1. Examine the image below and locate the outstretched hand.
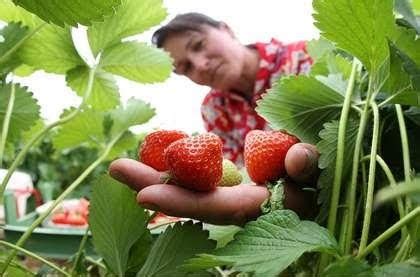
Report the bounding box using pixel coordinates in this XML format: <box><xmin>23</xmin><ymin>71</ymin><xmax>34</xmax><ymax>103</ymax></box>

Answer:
<box><xmin>109</xmin><ymin>143</ymin><xmax>319</xmax><ymax>225</ymax></box>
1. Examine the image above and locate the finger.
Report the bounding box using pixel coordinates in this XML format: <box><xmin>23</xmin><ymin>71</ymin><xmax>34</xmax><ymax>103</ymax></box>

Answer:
<box><xmin>285</xmin><ymin>143</ymin><xmax>319</xmax><ymax>184</ymax></box>
<box><xmin>137</xmin><ymin>184</ymin><xmax>269</xmax><ymax>225</ymax></box>
<box><xmin>109</xmin><ymin>158</ymin><xmax>165</xmax><ymax>192</ymax></box>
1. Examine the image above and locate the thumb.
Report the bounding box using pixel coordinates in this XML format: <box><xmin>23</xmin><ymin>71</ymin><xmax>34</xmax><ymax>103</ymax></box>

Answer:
<box><xmin>285</xmin><ymin>143</ymin><xmax>319</xmax><ymax>185</ymax></box>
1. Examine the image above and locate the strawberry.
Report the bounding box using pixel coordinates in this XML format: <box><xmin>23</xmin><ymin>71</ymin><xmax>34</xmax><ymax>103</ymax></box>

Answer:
<box><xmin>52</xmin><ymin>212</ymin><xmax>67</xmax><ymax>224</ymax></box>
<box><xmin>219</xmin><ymin>159</ymin><xmax>242</xmax><ymax>186</ymax></box>
<box><xmin>165</xmin><ymin>133</ymin><xmax>223</xmax><ymax>191</ymax></box>
<box><xmin>244</xmin><ymin>130</ymin><xmax>300</xmax><ymax>184</ymax></box>
<box><xmin>139</xmin><ymin>130</ymin><xmax>188</xmax><ymax>171</ymax></box>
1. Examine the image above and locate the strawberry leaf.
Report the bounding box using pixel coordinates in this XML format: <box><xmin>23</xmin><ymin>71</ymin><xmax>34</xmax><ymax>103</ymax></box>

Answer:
<box><xmin>90</xmin><ymin>174</ymin><xmax>149</xmax><ymax>276</ymax></box>
<box><xmin>257</xmin><ymin>75</ymin><xmax>346</xmax><ymax>144</ymax></box>
<box><xmin>0</xmin><ymin>1</ymin><xmax>85</xmax><ymax>73</ymax></box>
<box><xmin>106</xmin><ymin>131</ymin><xmax>138</xmax><ymax>160</ymax></box>
<box><xmin>316</xmin><ymin>119</ymin><xmax>359</xmax><ymax>223</ymax></box>
<box><xmin>138</xmin><ymin>221</ymin><xmax>216</xmax><ymax>276</ymax></box>
<box><xmin>0</xmin><ymin>83</ymin><xmax>40</xmax><ymax>142</ymax></box>
<box><xmin>109</xmin><ymin>97</ymin><xmax>155</xmax><ymax>136</ymax></box>
<box><xmin>323</xmin><ymin>257</ymin><xmax>420</xmax><ymax>276</ymax></box>
<box><xmin>183</xmin><ymin>210</ymin><xmax>339</xmax><ymax>277</ymax></box>
<box><xmin>11</xmin><ymin>0</ymin><xmax>122</xmax><ymax>27</ymax></box>
<box><xmin>394</xmin><ymin>0</ymin><xmax>420</xmax><ymax>34</ymax></box>
<box><xmin>99</xmin><ymin>41</ymin><xmax>172</xmax><ymax>84</ymax></box>
<box><xmin>88</xmin><ymin>0</ymin><xmax>167</xmax><ymax>55</ymax></box>
<box><xmin>18</xmin><ymin>23</ymin><xmax>84</xmax><ymax>74</ymax></box>
<box><xmin>66</xmin><ymin>66</ymin><xmax>120</xmax><ymax>111</ymax></box>
<box><xmin>392</xmin><ymin>27</ymin><xmax>420</xmax><ymax>90</ymax></box>
<box><xmin>313</xmin><ymin>0</ymin><xmax>395</xmax><ymax>72</ymax></box>
<box><xmin>52</xmin><ymin>108</ymin><xmax>105</xmax><ymax>150</ymax></box>
<box><xmin>0</xmin><ymin>0</ymin><xmax>35</xmax><ymax>27</ymax></box>
<box><xmin>0</xmin><ymin>22</ymin><xmax>28</xmax><ymax>76</ymax></box>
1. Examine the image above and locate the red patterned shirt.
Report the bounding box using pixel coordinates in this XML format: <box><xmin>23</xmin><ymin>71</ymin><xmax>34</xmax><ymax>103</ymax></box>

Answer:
<box><xmin>201</xmin><ymin>39</ymin><xmax>312</xmax><ymax>166</ymax></box>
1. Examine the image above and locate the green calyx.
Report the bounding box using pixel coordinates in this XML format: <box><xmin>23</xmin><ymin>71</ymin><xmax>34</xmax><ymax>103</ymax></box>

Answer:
<box><xmin>219</xmin><ymin>159</ymin><xmax>242</xmax><ymax>186</ymax></box>
<box><xmin>260</xmin><ymin>179</ymin><xmax>285</xmax><ymax>214</ymax></box>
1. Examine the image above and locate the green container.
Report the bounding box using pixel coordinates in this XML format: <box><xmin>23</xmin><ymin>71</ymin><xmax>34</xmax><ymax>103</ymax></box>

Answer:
<box><xmin>3</xmin><ymin>190</ymin><xmax>98</xmax><ymax>260</ymax></box>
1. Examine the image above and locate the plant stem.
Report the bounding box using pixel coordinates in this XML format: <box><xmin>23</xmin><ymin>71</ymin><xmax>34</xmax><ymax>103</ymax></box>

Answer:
<box><xmin>85</xmin><ymin>257</ymin><xmax>106</xmax><ymax>270</ymax></box>
<box><xmin>0</xmin><ymin>67</ymin><xmax>96</xmax><ymax>198</ymax></box>
<box><xmin>393</xmin><ymin>236</ymin><xmax>411</xmax><ymax>262</ymax></box>
<box><xmin>0</xmin><ymin>83</ymin><xmax>15</xmax><ymax>167</ymax></box>
<box><xmin>70</xmin><ymin>227</ymin><xmax>90</xmax><ymax>276</ymax></box>
<box><xmin>357</xmin><ymin>206</ymin><xmax>420</xmax><ymax>259</ymax></box>
<box><xmin>395</xmin><ymin>105</ymin><xmax>412</xmax><ymax>207</ymax></box>
<box><xmin>341</xmin><ymin>72</ymin><xmax>374</xmax><ymax>254</ymax></box>
<box><xmin>328</xmin><ymin>59</ymin><xmax>359</xmax><ymax>240</ymax></box>
<box><xmin>377</xmin><ymin>86</ymin><xmax>411</xmax><ymax>108</ymax></box>
<box><xmin>361</xmin><ymin>154</ymin><xmax>407</xmax><ymax>236</ymax></box>
<box><xmin>0</xmin><ymin>240</ymin><xmax>69</xmax><ymax>276</ymax></box>
<box><xmin>0</xmin><ymin>132</ymin><xmax>123</xmax><ymax>275</ymax></box>
<box><xmin>0</xmin><ymin>23</ymin><xmax>46</xmax><ymax>65</ymax></box>
<box><xmin>319</xmin><ymin>60</ymin><xmax>359</xmax><ymax>272</ymax></box>
<box><xmin>359</xmin><ymin>101</ymin><xmax>380</xmax><ymax>253</ymax></box>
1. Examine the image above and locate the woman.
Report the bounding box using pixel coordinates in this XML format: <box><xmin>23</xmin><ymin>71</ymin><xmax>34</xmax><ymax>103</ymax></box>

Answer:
<box><xmin>109</xmin><ymin>13</ymin><xmax>319</xmax><ymax>225</ymax></box>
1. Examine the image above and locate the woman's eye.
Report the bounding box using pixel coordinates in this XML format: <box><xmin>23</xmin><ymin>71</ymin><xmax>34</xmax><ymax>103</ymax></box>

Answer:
<box><xmin>193</xmin><ymin>40</ymin><xmax>203</xmax><ymax>51</ymax></box>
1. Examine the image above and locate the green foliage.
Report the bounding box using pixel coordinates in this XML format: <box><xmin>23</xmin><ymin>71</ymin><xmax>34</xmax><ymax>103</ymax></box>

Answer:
<box><xmin>374</xmin><ymin>178</ymin><xmax>420</xmax><ymax>207</ymax></box>
<box><xmin>323</xmin><ymin>257</ymin><xmax>420</xmax><ymax>276</ymax></box>
<box><xmin>52</xmin><ymin>108</ymin><xmax>106</xmax><ymax>150</ymax></box>
<box><xmin>313</xmin><ymin>0</ymin><xmax>395</xmax><ymax>72</ymax></box>
<box><xmin>139</xmin><ymin>221</ymin><xmax>216</xmax><ymax>276</ymax></box>
<box><xmin>90</xmin><ymin>175</ymin><xmax>150</xmax><ymax>276</ymax></box>
<box><xmin>109</xmin><ymin>97</ymin><xmax>155</xmax><ymax>136</ymax></box>
<box><xmin>99</xmin><ymin>41</ymin><xmax>172</xmax><ymax>83</ymax></box>
<box><xmin>88</xmin><ymin>0</ymin><xmax>167</xmax><ymax>55</ymax></box>
<box><xmin>0</xmin><ymin>83</ymin><xmax>40</xmax><ymax>142</ymax></box>
<box><xmin>18</xmin><ymin>23</ymin><xmax>85</xmax><ymax>74</ymax></box>
<box><xmin>257</xmin><ymin>75</ymin><xmax>345</xmax><ymax>144</ymax></box>
<box><xmin>394</xmin><ymin>0</ymin><xmax>420</xmax><ymax>34</ymax></box>
<box><xmin>316</xmin><ymin>119</ymin><xmax>359</xmax><ymax>222</ymax></box>
<box><xmin>184</xmin><ymin>210</ymin><xmax>339</xmax><ymax>277</ymax></box>
<box><xmin>0</xmin><ymin>22</ymin><xmax>28</xmax><ymax>77</ymax></box>
<box><xmin>11</xmin><ymin>0</ymin><xmax>122</xmax><ymax>27</ymax></box>
<box><xmin>66</xmin><ymin>66</ymin><xmax>120</xmax><ymax>111</ymax></box>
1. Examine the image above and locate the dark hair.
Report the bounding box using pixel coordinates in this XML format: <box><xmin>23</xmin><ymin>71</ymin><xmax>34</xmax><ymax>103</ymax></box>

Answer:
<box><xmin>152</xmin><ymin>13</ymin><xmax>222</xmax><ymax>48</ymax></box>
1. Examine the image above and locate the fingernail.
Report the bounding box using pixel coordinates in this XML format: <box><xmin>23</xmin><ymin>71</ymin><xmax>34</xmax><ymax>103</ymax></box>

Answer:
<box><xmin>109</xmin><ymin>169</ymin><xmax>128</xmax><ymax>184</ymax></box>
<box><xmin>140</xmin><ymin>202</ymin><xmax>160</xmax><ymax>211</ymax></box>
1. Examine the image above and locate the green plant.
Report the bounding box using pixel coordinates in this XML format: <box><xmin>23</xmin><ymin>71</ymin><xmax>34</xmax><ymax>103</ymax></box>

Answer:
<box><xmin>1</xmin><ymin>0</ymin><xmax>420</xmax><ymax>276</ymax></box>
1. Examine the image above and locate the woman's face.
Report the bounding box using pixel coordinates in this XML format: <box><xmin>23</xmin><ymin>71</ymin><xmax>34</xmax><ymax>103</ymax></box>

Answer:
<box><xmin>162</xmin><ymin>25</ymin><xmax>247</xmax><ymax>91</ymax></box>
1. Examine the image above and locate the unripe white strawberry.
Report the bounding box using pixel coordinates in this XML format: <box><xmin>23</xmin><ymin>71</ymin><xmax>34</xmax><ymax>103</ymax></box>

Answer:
<box><xmin>219</xmin><ymin>159</ymin><xmax>242</xmax><ymax>186</ymax></box>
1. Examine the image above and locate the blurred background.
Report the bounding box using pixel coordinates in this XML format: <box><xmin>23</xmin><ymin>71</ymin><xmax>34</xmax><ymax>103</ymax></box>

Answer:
<box><xmin>13</xmin><ymin>0</ymin><xmax>319</xmax><ymax>135</ymax></box>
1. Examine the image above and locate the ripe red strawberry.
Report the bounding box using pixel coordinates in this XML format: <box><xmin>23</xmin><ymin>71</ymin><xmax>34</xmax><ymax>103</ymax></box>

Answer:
<box><xmin>165</xmin><ymin>133</ymin><xmax>223</xmax><ymax>191</ymax></box>
<box><xmin>139</xmin><ymin>130</ymin><xmax>188</xmax><ymax>171</ymax></box>
<box><xmin>244</xmin><ymin>130</ymin><xmax>300</xmax><ymax>184</ymax></box>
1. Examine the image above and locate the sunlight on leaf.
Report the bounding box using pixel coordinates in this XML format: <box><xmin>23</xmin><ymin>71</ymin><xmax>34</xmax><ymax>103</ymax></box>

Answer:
<box><xmin>12</xmin><ymin>0</ymin><xmax>121</xmax><ymax>27</ymax></box>
<box><xmin>313</xmin><ymin>0</ymin><xmax>395</xmax><ymax>72</ymax></box>
<box><xmin>66</xmin><ymin>66</ymin><xmax>120</xmax><ymax>111</ymax></box>
<box><xmin>88</xmin><ymin>0</ymin><xmax>167</xmax><ymax>55</ymax></box>
<box><xmin>100</xmin><ymin>41</ymin><xmax>172</xmax><ymax>84</ymax></box>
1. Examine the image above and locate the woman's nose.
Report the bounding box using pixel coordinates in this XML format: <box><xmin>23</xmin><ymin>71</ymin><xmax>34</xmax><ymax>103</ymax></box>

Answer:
<box><xmin>192</xmin><ymin>56</ymin><xmax>209</xmax><ymax>72</ymax></box>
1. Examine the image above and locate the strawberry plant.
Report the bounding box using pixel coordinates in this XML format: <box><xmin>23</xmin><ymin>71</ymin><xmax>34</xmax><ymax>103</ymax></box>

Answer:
<box><xmin>1</xmin><ymin>0</ymin><xmax>420</xmax><ymax>276</ymax></box>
